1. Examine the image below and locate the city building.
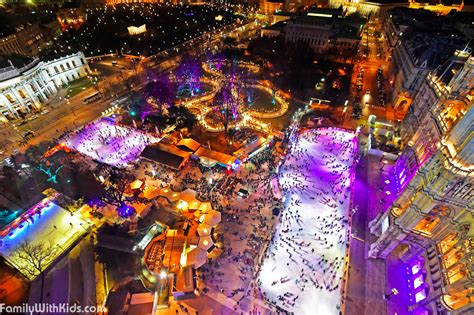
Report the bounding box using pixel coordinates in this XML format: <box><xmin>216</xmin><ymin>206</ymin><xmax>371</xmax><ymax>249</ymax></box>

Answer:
<box><xmin>282</xmin><ymin>7</ymin><xmax>364</xmax><ymax>54</ymax></box>
<box><xmin>368</xmin><ymin>50</ymin><xmax>473</xmax><ymax>314</ymax></box>
<box><xmin>261</xmin><ymin>20</ymin><xmax>288</xmax><ymax>37</ymax></box>
<box><xmin>282</xmin><ymin>0</ymin><xmax>316</xmax><ymax>12</ymax></box>
<box><xmin>384</xmin><ymin>8</ymin><xmax>470</xmax><ymax>113</ymax></box>
<box><xmin>0</xmin><ymin>16</ymin><xmax>61</xmax><ymax>57</ymax></box>
<box><xmin>328</xmin><ymin>0</ymin><xmax>470</xmax><ymax>17</ymax></box>
<box><xmin>259</xmin><ymin>0</ymin><xmax>284</xmax><ymax>15</ymax></box>
<box><xmin>407</xmin><ymin>0</ymin><xmax>467</xmax><ymax>15</ymax></box>
<box><xmin>328</xmin><ymin>0</ymin><xmax>409</xmax><ymax>17</ymax></box>
<box><xmin>271</xmin><ymin>11</ymin><xmax>293</xmax><ymax>25</ymax></box>
<box><xmin>0</xmin><ymin>52</ymin><xmax>90</xmax><ymax>121</ymax></box>
<box><xmin>104</xmin><ymin>0</ymin><xmax>181</xmax><ymax>4</ymax></box>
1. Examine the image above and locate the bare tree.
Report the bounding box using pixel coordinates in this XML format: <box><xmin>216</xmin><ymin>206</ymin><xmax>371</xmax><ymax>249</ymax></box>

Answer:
<box><xmin>95</xmin><ymin>169</ymin><xmax>139</xmax><ymax>218</ymax></box>
<box><xmin>13</xmin><ymin>240</ymin><xmax>57</xmax><ymax>303</ymax></box>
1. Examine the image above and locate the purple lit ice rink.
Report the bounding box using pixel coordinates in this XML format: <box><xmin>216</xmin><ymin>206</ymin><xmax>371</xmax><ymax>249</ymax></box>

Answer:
<box><xmin>63</xmin><ymin>120</ymin><xmax>159</xmax><ymax>168</ymax></box>
<box><xmin>258</xmin><ymin>128</ymin><xmax>357</xmax><ymax>314</ymax></box>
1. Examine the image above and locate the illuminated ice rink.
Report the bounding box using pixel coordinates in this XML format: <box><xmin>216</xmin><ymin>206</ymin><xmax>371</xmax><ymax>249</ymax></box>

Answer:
<box><xmin>64</xmin><ymin>120</ymin><xmax>158</xmax><ymax>167</ymax></box>
<box><xmin>259</xmin><ymin>128</ymin><xmax>357</xmax><ymax>314</ymax></box>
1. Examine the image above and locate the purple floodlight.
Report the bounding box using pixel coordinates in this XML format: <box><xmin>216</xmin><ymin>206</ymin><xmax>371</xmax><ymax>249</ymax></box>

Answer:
<box><xmin>117</xmin><ymin>202</ymin><xmax>136</xmax><ymax>218</ymax></box>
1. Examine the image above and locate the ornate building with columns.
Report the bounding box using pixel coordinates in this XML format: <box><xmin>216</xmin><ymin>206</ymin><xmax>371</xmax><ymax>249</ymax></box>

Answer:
<box><xmin>328</xmin><ymin>0</ymin><xmax>466</xmax><ymax>17</ymax></box>
<box><xmin>0</xmin><ymin>52</ymin><xmax>90</xmax><ymax>121</ymax></box>
<box><xmin>368</xmin><ymin>51</ymin><xmax>473</xmax><ymax>313</ymax></box>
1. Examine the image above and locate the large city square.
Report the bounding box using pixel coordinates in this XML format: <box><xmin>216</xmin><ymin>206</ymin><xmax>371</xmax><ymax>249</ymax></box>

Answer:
<box><xmin>0</xmin><ymin>1</ymin><xmax>472</xmax><ymax>315</ymax></box>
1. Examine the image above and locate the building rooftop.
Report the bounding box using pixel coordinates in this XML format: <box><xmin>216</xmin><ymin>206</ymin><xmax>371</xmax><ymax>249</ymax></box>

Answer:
<box><xmin>431</xmin><ymin>50</ymin><xmax>471</xmax><ymax>86</ymax></box>
<box><xmin>140</xmin><ymin>143</ymin><xmax>190</xmax><ymax>170</ymax></box>
<box><xmin>0</xmin><ymin>11</ymin><xmax>56</xmax><ymax>38</ymax></box>
<box><xmin>176</xmin><ymin>138</ymin><xmax>201</xmax><ymax>153</ymax></box>
<box><xmin>389</xmin><ymin>7</ymin><xmax>473</xmax><ymax>69</ymax></box>
<box><xmin>262</xmin><ymin>20</ymin><xmax>288</xmax><ymax>31</ymax></box>
<box><xmin>307</xmin><ymin>6</ymin><xmax>343</xmax><ymax>17</ymax></box>
<box><xmin>336</xmin><ymin>25</ymin><xmax>361</xmax><ymax>40</ymax></box>
<box><xmin>404</xmin><ymin>27</ymin><xmax>469</xmax><ymax>69</ymax></box>
<box><xmin>388</xmin><ymin>7</ymin><xmax>438</xmax><ymax>28</ymax></box>
<box><xmin>273</xmin><ymin>11</ymin><xmax>293</xmax><ymax>17</ymax></box>
<box><xmin>0</xmin><ymin>54</ymin><xmax>34</xmax><ymax>70</ymax></box>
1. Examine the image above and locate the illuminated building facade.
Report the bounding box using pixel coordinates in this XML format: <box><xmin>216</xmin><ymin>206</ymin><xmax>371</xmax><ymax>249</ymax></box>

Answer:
<box><xmin>259</xmin><ymin>0</ymin><xmax>284</xmax><ymax>15</ymax></box>
<box><xmin>0</xmin><ymin>20</ymin><xmax>60</xmax><ymax>57</ymax></box>
<box><xmin>105</xmin><ymin>0</ymin><xmax>181</xmax><ymax>4</ymax></box>
<box><xmin>328</xmin><ymin>0</ymin><xmax>467</xmax><ymax>17</ymax></box>
<box><xmin>328</xmin><ymin>0</ymin><xmax>410</xmax><ymax>17</ymax></box>
<box><xmin>283</xmin><ymin>7</ymin><xmax>363</xmax><ymax>54</ymax></box>
<box><xmin>368</xmin><ymin>51</ymin><xmax>473</xmax><ymax>313</ymax></box>
<box><xmin>0</xmin><ymin>52</ymin><xmax>90</xmax><ymax>121</ymax></box>
<box><xmin>407</xmin><ymin>0</ymin><xmax>465</xmax><ymax>15</ymax></box>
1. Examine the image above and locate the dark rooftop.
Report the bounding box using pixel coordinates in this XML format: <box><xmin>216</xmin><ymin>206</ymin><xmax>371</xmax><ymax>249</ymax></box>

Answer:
<box><xmin>432</xmin><ymin>53</ymin><xmax>469</xmax><ymax>85</ymax></box>
<box><xmin>274</xmin><ymin>11</ymin><xmax>294</xmax><ymax>16</ymax></box>
<box><xmin>263</xmin><ymin>20</ymin><xmax>288</xmax><ymax>31</ymax></box>
<box><xmin>0</xmin><ymin>11</ymin><xmax>56</xmax><ymax>38</ymax></box>
<box><xmin>140</xmin><ymin>144</ymin><xmax>190</xmax><ymax>170</ymax></box>
<box><xmin>0</xmin><ymin>54</ymin><xmax>34</xmax><ymax>70</ymax></box>
<box><xmin>405</xmin><ymin>28</ymin><xmax>469</xmax><ymax>68</ymax></box>
<box><xmin>388</xmin><ymin>7</ymin><xmax>473</xmax><ymax>69</ymax></box>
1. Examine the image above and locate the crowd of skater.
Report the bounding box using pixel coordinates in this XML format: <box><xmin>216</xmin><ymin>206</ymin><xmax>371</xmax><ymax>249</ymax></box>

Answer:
<box><xmin>257</xmin><ymin>128</ymin><xmax>356</xmax><ymax>314</ymax></box>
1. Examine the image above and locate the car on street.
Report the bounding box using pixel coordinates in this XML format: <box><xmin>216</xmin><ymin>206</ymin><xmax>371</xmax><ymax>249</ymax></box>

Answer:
<box><xmin>27</xmin><ymin>114</ymin><xmax>39</xmax><ymax>121</ymax></box>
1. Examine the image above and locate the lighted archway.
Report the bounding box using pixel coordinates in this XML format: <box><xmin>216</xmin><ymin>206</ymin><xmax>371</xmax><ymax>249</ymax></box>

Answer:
<box><xmin>394</xmin><ymin>95</ymin><xmax>412</xmax><ymax>112</ymax></box>
<box><xmin>438</xmin><ymin>232</ymin><xmax>459</xmax><ymax>254</ymax></box>
<box><xmin>442</xmin><ymin>288</ymin><xmax>474</xmax><ymax>311</ymax></box>
<box><xmin>413</xmin><ymin>205</ymin><xmax>451</xmax><ymax>236</ymax></box>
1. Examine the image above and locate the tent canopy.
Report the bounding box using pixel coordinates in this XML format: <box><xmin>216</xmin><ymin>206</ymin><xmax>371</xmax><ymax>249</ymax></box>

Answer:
<box><xmin>188</xmin><ymin>199</ymin><xmax>201</xmax><ymax>210</ymax></box>
<box><xmin>198</xmin><ymin>202</ymin><xmax>213</xmax><ymax>213</ymax></box>
<box><xmin>184</xmin><ymin>247</ymin><xmax>207</xmax><ymax>268</ymax></box>
<box><xmin>198</xmin><ymin>235</ymin><xmax>214</xmax><ymax>252</ymax></box>
<box><xmin>199</xmin><ymin>209</ymin><xmax>221</xmax><ymax>226</ymax></box>
<box><xmin>197</xmin><ymin>223</ymin><xmax>212</xmax><ymax>236</ymax></box>
<box><xmin>180</xmin><ymin>189</ymin><xmax>197</xmax><ymax>203</ymax></box>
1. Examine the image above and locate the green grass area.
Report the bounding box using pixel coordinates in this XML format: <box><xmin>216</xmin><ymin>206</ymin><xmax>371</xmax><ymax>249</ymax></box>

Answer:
<box><xmin>65</xmin><ymin>77</ymin><xmax>98</xmax><ymax>98</ymax></box>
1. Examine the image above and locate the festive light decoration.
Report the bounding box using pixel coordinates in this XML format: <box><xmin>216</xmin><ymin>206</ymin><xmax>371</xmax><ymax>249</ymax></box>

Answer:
<box><xmin>37</xmin><ymin>163</ymin><xmax>63</xmax><ymax>184</ymax></box>
<box><xmin>176</xmin><ymin>57</ymin><xmax>202</xmax><ymax>98</ymax></box>
<box><xmin>117</xmin><ymin>202</ymin><xmax>136</xmax><ymax>218</ymax></box>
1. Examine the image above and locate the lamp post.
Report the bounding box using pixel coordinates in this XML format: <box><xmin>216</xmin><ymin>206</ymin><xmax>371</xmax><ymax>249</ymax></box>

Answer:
<box><xmin>154</xmin><ymin>269</ymin><xmax>168</xmax><ymax>312</ymax></box>
<box><xmin>383</xmin><ymin>288</ymin><xmax>399</xmax><ymax>300</ymax></box>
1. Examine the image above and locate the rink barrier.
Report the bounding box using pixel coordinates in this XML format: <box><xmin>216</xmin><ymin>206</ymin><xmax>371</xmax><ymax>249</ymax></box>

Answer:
<box><xmin>340</xmin><ymin>129</ymin><xmax>361</xmax><ymax>315</ymax></box>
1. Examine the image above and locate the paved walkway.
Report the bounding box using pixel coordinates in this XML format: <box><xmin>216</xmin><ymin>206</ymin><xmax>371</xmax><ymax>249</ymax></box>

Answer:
<box><xmin>345</xmin><ymin>157</ymin><xmax>370</xmax><ymax>314</ymax></box>
<box><xmin>345</xmin><ymin>152</ymin><xmax>399</xmax><ymax>315</ymax></box>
